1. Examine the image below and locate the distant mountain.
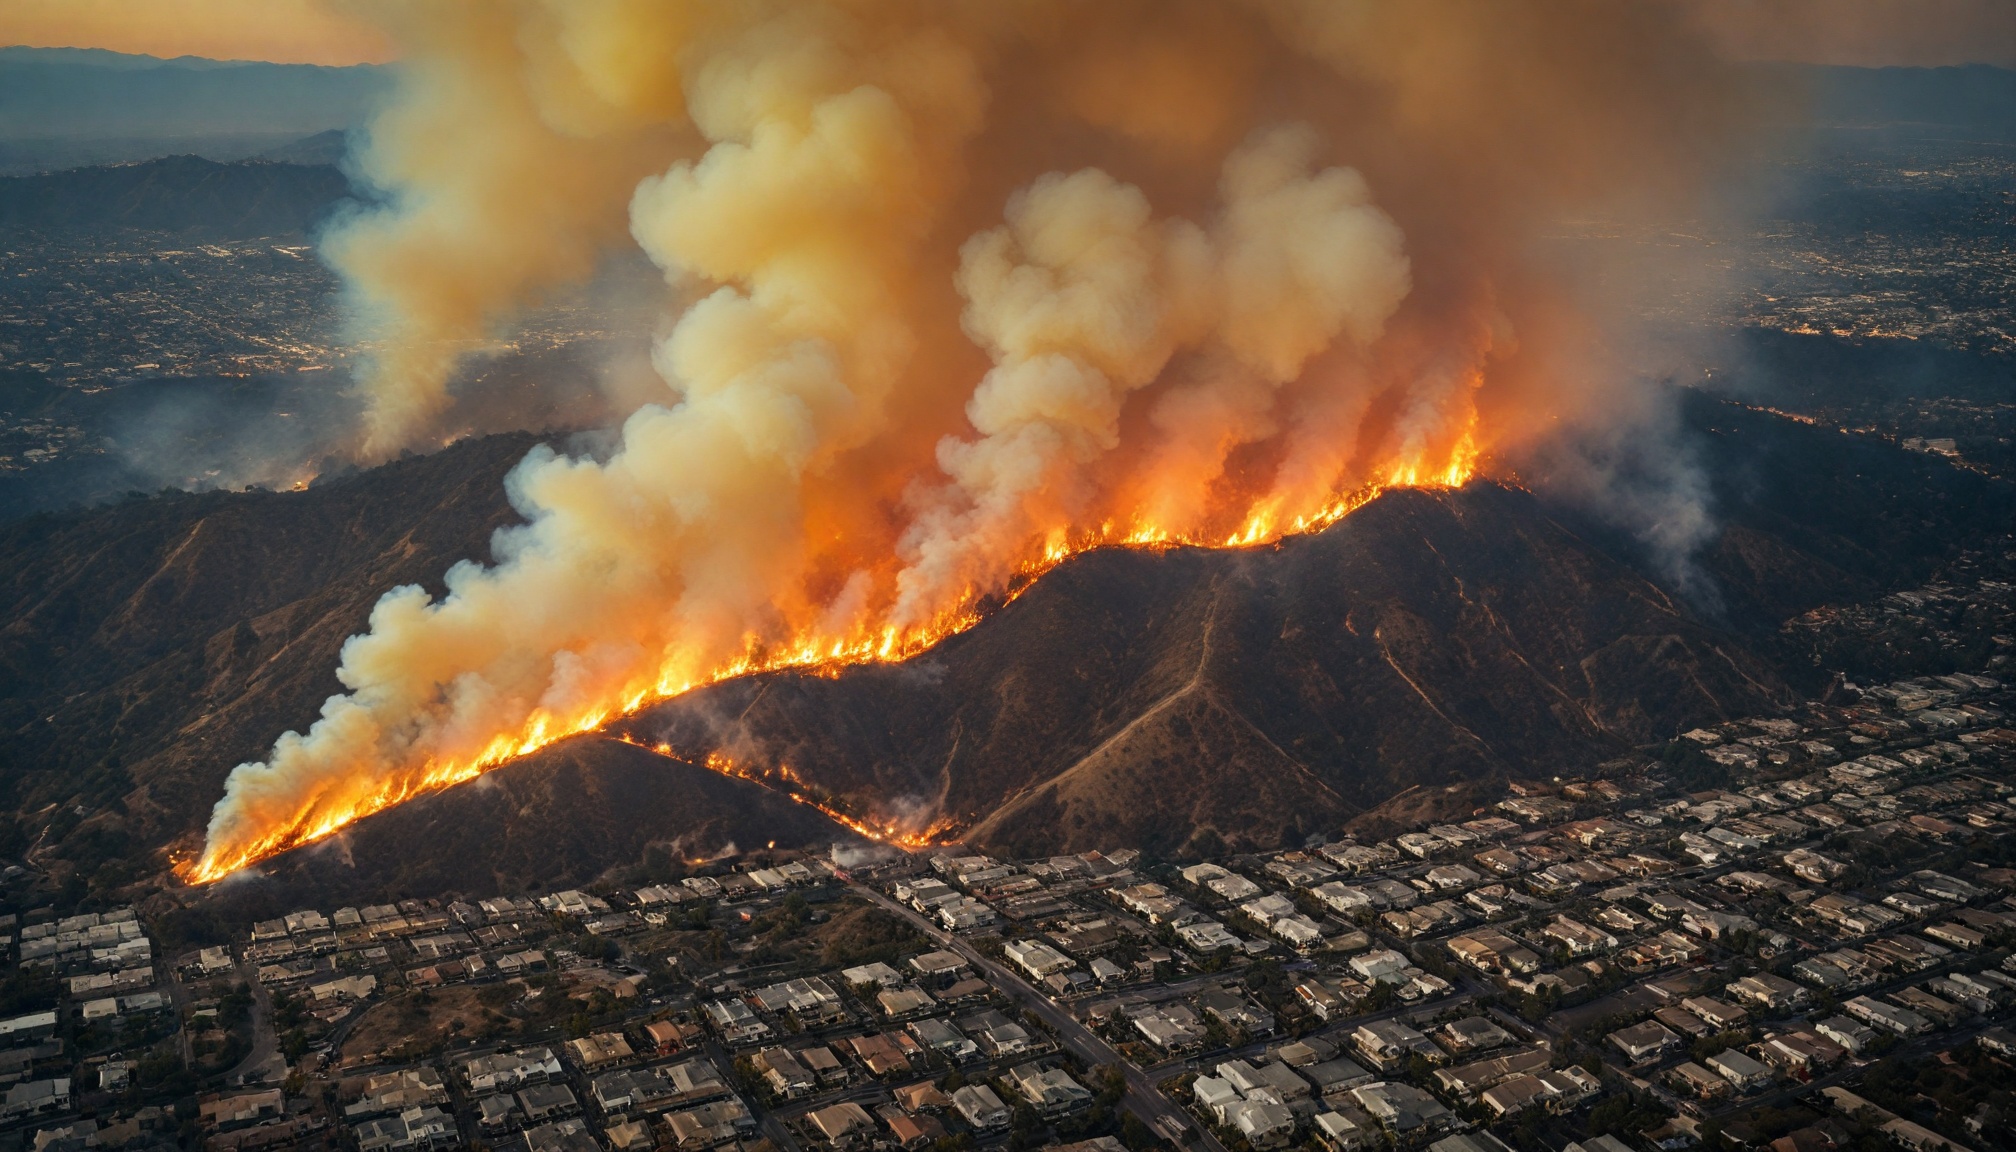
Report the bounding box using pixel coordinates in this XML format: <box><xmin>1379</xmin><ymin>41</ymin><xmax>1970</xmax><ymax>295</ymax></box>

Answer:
<box><xmin>1808</xmin><ymin>64</ymin><xmax>2016</xmax><ymax>138</ymax></box>
<box><xmin>0</xmin><ymin>47</ymin><xmax>387</xmax><ymax>145</ymax></box>
<box><xmin>0</xmin><ymin>153</ymin><xmax>349</xmax><ymax>233</ymax></box>
<box><xmin>258</xmin><ymin>129</ymin><xmax>351</xmax><ymax>167</ymax></box>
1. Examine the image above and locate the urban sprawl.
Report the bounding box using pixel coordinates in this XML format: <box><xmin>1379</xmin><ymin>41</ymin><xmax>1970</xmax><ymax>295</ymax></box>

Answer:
<box><xmin>2</xmin><ymin>671</ymin><xmax>2015</xmax><ymax>1152</ymax></box>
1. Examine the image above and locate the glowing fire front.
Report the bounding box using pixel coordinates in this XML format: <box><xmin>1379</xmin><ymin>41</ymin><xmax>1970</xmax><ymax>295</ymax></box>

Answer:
<box><xmin>180</xmin><ymin>0</ymin><xmax>1747</xmax><ymax>886</ymax></box>
<box><xmin>179</xmin><ymin>459</ymin><xmax>1471</xmax><ymax>885</ymax></box>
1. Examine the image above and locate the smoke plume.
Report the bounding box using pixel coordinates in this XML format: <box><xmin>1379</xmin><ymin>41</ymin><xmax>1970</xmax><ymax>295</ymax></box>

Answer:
<box><xmin>190</xmin><ymin>0</ymin><xmax>1758</xmax><ymax>880</ymax></box>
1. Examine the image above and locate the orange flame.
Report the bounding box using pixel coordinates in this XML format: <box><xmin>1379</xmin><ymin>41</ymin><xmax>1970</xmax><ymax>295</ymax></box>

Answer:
<box><xmin>618</xmin><ymin>737</ymin><xmax>961</xmax><ymax>849</ymax></box>
<box><xmin>179</xmin><ymin>448</ymin><xmax>1475</xmax><ymax>885</ymax></box>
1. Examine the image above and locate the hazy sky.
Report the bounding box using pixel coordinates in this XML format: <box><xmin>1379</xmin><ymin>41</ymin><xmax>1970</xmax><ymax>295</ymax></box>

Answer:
<box><xmin>0</xmin><ymin>0</ymin><xmax>2012</xmax><ymax>69</ymax></box>
<box><xmin>1690</xmin><ymin>0</ymin><xmax>2016</xmax><ymax>68</ymax></box>
<box><xmin>0</xmin><ymin>0</ymin><xmax>394</xmax><ymax>66</ymax></box>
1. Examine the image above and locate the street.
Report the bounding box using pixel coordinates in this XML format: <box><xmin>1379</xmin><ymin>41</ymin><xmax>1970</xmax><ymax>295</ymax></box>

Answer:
<box><xmin>851</xmin><ymin>883</ymin><xmax>1230</xmax><ymax>1152</ymax></box>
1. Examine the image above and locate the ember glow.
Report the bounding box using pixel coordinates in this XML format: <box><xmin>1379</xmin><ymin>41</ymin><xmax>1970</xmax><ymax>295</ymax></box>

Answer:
<box><xmin>185</xmin><ymin>1</ymin><xmax>1753</xmax><ymax>883</ymax></box>
<box><xmin>180</xmin><ymin>468</ymin><xmax>1451</xmax><ymax>883</ymax></box>
<box><xmin>622</xmin><ymin>738</ymin><xmax>966</xmax><ymax>851</ymax></box>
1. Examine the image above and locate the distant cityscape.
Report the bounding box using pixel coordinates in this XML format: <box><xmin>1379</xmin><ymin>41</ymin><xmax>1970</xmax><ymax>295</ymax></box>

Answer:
<box><xmin>1</xmin><ymin>140</ymin><xmax>2012</xmax><ymax>486</ymax></box>
<box><xmin>1742</xmin><ymin>148</ymin><xmax>2016</xmax><ymax>360</ymax></box>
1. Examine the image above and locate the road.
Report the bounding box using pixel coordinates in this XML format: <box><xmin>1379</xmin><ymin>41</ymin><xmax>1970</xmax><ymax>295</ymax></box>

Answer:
<box><xmin>700</xmin><ymin>1037</ymin><xmax>804</xmax><ymax>1152</ymax></box>
<box><xmin>852</xmin><ymin>883</ymin><xmax>1228</xmax><ymax>1152</ymax></box>
<box><xmin>162</xmin><ymin>954</ymin><xmax>198</xmax><ymax>1070</ymax></box>
<box><xmin>222</xmin><ymin>958</ymin><xmax>285</xmax><ymax>1086</ymax></box>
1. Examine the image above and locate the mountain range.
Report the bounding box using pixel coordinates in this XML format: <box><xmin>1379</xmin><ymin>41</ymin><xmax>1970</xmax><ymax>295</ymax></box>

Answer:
<box><xmin>0</xmin><ymin>47</ymin><xmax>385</xmax><ymax>175</ymax></box>
<box><xmin>0</xmin><ymin>153</ymin><xmax>348</xmax><ymax>233</ymax></box>
<box><xmin>2</xmin><ymin>385</ymin><xmax>2007</xmax><ymax>916</ymax></box>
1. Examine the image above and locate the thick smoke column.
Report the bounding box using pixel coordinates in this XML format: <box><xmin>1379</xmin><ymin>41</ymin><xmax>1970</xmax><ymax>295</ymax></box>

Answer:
<box><xmin>190</xmin><ymin>0</ymin><xmax>1753</xmax><ymax>880</ymax></box>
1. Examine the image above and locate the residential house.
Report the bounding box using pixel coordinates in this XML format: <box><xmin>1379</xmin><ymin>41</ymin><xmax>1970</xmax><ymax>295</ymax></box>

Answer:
<box><xmin>806</xmin><ymin>1102</ymin><xmax>876</xmax><ymax>1147</ymax></box>
<box><xmin>1541</xmin><ymin>916</ymin><xmax>1616</xmax><ymax>957</ymax></box>
<box><xmin>703</xmin><ymin>999</ymin><xmax>771</xmax><ymax>1045</ymax></box>
<box><xmin>1607</xmin><ymin>1021</ymin><xmax>1680</xmax><ymax>1063</ymax></box>
<box><xmin>565</xmin><ymin>1033</ymin><xmax>634</xmax><ymax>1072</ymax></box>
<box><xmin>754</xmin><ymin>1048</ymin><xmax>815</xmax><ymax>1099</ymax></box>
<box><xmin>951</xmin><ymin>1085</ymin><xmax>1010</xmax><ymax>1131</ymax></box>
<box><xmin>1005</xmin><ymin>1064</ymin><xmax>1091</xmax><ymax>1114</ymax></box>
<box><xmin>1679</xmin><ymin>997</ymin><xmax>1748</xmax><ymax>1031</ymax></box>
<box><xmin>1706</xmin><ymin>1049</ymin><xmax>1773</xmax><ymax>1092</ymax></box>
<box><xmin>1350</xmin><ymin>1082</ymin><xmax>1454</xmax><ymax>1136</ymax></box>
<box><xmin>1843</xmin><ymin>996</ymin><xmax>1931</xmax><ymax>1035</ymax></box>
<box><xmin>1813</xmin><ymin>1016</ymin><xmax>1878</xmax><ymax>1055</ymax></box>
<box><xmin>1668</xmin><ymin>1063</ymin><xmax>1730</xmax><ymax>1100</ymax></box>
<box><xmin>1351</xmin><ymin>1021</ymin><xmax>1439</xmax><ymax>1071</ymax></box>
<box><xmin>1729</xmin><ymin>974</ymin><xmax>1807</xmax><ymax>1012</ymax></box>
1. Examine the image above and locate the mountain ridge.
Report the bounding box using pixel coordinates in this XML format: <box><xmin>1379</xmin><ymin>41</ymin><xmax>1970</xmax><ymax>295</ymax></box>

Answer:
<box><xmin>0</xmin><ymin>391</ymin><xmax>2006</xmax><ymax>910</ymax></box>
<box><xmin>0</xmin><ymin>153</ymin><xmax>348</xmax><ymax>233</ymax></box>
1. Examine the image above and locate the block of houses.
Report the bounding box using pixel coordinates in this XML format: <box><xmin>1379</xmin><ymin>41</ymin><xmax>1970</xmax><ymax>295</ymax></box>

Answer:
<box><xmin>662</xmin><ymin>1098</ymin><xmax>755</xmax><ymax>1149</ymax></box>
<box><xmin>1843</xmin><ymin>996</ymin><xmax>1931</xmax><ymax>1035</ymax></box>
<box><xmin>1923</xmin><ymin>922</ymin><xmax>1986</xmax><ymax>950</ymax></box>
<box><xmin>1349</xmin><ymin>1082</ymin><xmax>1455</xmax><ymax>1136</ymax></box>
<box><xmin>1003</xmin><ymin>940</ymin><xmax>1076</xmax><ymax>980</ymax></box>
<box><xmin>751</xmin><ymin>977</ymin><xmax>847</xmax><ymax>1025</ymax></box>
<box><xmin>565</xmin><ymin>1033</ymin><xmax>634</xmax><ymax>1072</ymax></box>
<box><xmin>1813</xmin><ymin>1016</ymin><xmax>1878</xmax><ymax>1054</ymax></box>
<box><xmin>1351</xmin><ymin>1021</ymin><xmax>1438</xmax><ymax>1072</ymax></box>
<box><xmin>959</xmin><ymin>1009</ymin><xmax>1038</xmax><ymax>1057</ymax></box>
<box><xmin>1541</xmin><ymin>916</ymin><xmax>1616</xmax><ymax>957</ymax></box>
<box><xmin>908</xmin><ymin>1017</ymin><xmax>978</xmax><ymax>1062</ymax></box>
<box><xmin>1437</xmin><ymin>1017</ymin><xmax>1513</xmax><ymax>1055</ymax></box>
<box><xmin>1432</xmin><ymin>1049</ymin><xmax>1551</xmax><ymax>1102</ymax></box>
<box><xmin>1445</xmin><ymin>931</ymin><xmax>1540</xmax><ymax>976</ymax></box>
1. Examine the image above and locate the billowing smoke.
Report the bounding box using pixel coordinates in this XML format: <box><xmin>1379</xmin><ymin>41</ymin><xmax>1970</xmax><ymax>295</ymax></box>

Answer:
<box><xmin>190</xmin><ymin>0</ymin><xmax>1757</xmax><ymax>880</ymax></box>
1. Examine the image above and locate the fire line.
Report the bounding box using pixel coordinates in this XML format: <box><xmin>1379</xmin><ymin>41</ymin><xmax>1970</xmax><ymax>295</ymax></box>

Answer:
<box><xmin>180</xmin><ymin>468</ymin><xmax>1468</xmax><ymax>885</ymax></box>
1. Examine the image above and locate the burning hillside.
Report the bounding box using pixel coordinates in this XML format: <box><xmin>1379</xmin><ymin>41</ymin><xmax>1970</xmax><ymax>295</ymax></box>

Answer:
<box><xmin>184</xmin><ymin>2</ymin><xmax>1761</xmax><ymax>883</ymax></box>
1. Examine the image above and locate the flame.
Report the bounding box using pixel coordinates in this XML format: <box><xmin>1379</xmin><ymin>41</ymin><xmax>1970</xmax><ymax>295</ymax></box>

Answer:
<box><xmin>179</xmin><ymin>444</ymin><xmax>1474</xmax><ymax>885</ymax></box>
<box><xmin>621</xmin><ymin>737</ymin><xmax>962</xmax><ymax>849</ymax></box>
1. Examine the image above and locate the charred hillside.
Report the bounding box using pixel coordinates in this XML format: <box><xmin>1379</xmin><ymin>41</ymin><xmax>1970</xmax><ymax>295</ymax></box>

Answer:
<box><xmin>0</xmin><ymin>434</ymin><xmax>538</xmax><ymax>894</ymax></box>
<box><xmin>629</xmin><ymin>393</ymin><xmax>2014</xmax><ymax>859</ymax></box>
<box><xmin>631</xmin><ymin>482</ymin><xmax>1787</xmax><ymax>858</ymax></box>
<box><xmin>185</xmin><ymin>736</ymin><xmax>853</xmax><ymax>921</ymax></box>
<box><xmin>0</xmin><ymin>392</ymin><xmax>2007</xmax><ymax>907</ymax></box>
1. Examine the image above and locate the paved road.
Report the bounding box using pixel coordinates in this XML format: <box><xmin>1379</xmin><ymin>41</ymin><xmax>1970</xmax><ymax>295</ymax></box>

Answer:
<box><xmin>162</xmin><ymin>956</ymin><xmax>198</xmax><ymax>1070</ymax></box>
<box><xmin>852</xmin><ymin>884</ymin><xmax>1227</xmax><ymax>1152</ymax></box>
<box><xmin>222</xmin><ymin>959</ymin><xmax>284</xmax><ymax>1086</ymax></box>
<box><xmin>700</xmin><ymin>1038</ymin><xmax>804</xmax><ymax>1152</ymax></box>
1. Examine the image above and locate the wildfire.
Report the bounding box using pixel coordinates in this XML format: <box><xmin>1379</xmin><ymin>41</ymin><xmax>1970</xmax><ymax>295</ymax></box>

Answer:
<box><xmin>179</xmin><ymin>447</ymin><xmax>1476</xmax><ymax>886</ymax></box>
<box><xmin>620</xmin><ymin>737</ymin><xmax>961</xmax><ymax>850</ymax></box>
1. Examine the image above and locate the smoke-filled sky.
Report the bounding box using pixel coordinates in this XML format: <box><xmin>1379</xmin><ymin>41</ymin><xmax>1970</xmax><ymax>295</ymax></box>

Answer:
<box><xmin>8</xmin><ymin>0</ymin><xmax>2014</xmax><ymax>68</ymax></box>
<box><xmin>126</xmin><ymin>0</ymin><xmax>2004</xmax><ymax>881</ymax></box>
